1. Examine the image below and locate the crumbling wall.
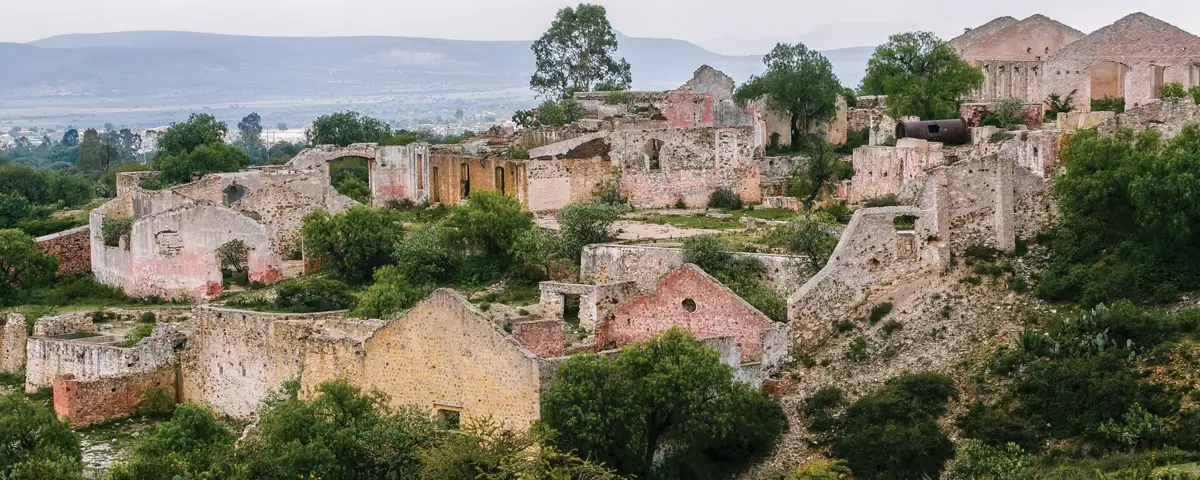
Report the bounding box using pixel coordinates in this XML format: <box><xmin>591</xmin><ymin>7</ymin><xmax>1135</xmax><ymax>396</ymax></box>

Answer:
<box><xmin>580</xmin><ymin>244</ymin><xmax>810</xmax><ymax>295</ymax></box>
<box><xmin>760</xmin><ymin>156</ymin><xmax>805</xmax><ymax>197</ymax></box>
<box><xmin>512</xmin><ymin>320</ymin><xmax>567</xmax><ymax>358</ymax></box>
<box><xmin>36</xmin><ymin>227</ymin><xmax>91</xmax><ymax>277</ymax></box>
<box><xmin>53</xmin><ymin>367</ymin><xmax>176</xmax><ymax>427</ymax></box>
<box><xmin>360</xmin><ymin>290</ymin><xmax>545</xmax><ymax>427</ymax></box>
<box><xmin>287</xmin><ymin>143</ymin><xmax>380</xmax><ymax>179</ymax></box>
<box><xmin>1</xmin><ymin>314</ymin><xmax>26</xmax><ymax>374</ymax></box>
<box><xmin>538</xmin><ymin>281</ymin><xmax>638</xmax><ymax>331</ymax></box>
<box><xmin>180</xmin><ymin>307</ymin><xmax>352</xmax><ymax>419</ymax></box>
<box><xmin>1097</xmin><ymin>97</ymin><xmax>1200</xmax><ymax>139</ymax></box>
<box><xmin>1040</xmin><ymin>13</ymin><xmax>1200</xmax><ymax>112</ymax></box>
<box><xmin>600</xmin><ymin>265</ymin><xmax>780</xmax><ymax>362</ymax></box>
<box><xmin>663</xmin><ymin>91</ymin><xmax>716</xmax><ymax>129</ymax></box>
<box><xmin>787</xmin><ymin>207</ymin><xmax>941</xmax><ymax>345</ymax></box>
<box><xmin>26</xmin><ymin>325</ymin><xmax>182</xmax><ymax>393</ymax></box>
<box><xmin>849</xmin><ymin>139</ymin><xmax>945</xmax><ymax>203</ymax></box>
<box><xmin>32</xmin><ymin>312</ymin><xmax>94</xmax><ymax>337</ymax></box>
<box><xmin>1058</xmin><ymin>111</ymin><xmax>1115</xmax><ymax>130</ymax></box>
<box><xmin>524</xmin><ymin>156</ymin><xmax>611</xmax><ymax>212</ymax></box>
<box><xmin>960</xmin><ymin>102</ymin><xmax>1045</xmax><ymax>129</ymax></box>
<box><xmin>428</xmin><ymin>152</ymin><xmax>524</xmax><ymax>206</ymax></box>
<box><xmin>92</xmin><ymin>202</ymin><xmax>281</xmax><ymax>301</ymax></box>
<box><xmin>609</xmin><ymin>126</ymin><xmax>761</xmax><ymax>208</ymax></box>
<box><xmin>372</xmin><ymin>144</ymin><xmax>431</xmax><ymax>205</ymax></box>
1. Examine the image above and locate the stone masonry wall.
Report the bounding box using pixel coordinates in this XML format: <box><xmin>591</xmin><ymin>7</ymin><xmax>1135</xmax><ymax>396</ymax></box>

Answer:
<box><xmin>600</xmin><ymin>265</ymin><xmax>779</xmax><ymax>362</ymax></box>
<box><xmin>538</xmin><ymin>281</ymin><xmax>638</xmax><ymax>332</ymax></box>
<box><xmin>524</xmin><ymin>157</ymin><xmax>611</xmax><ymax>212</ymax></box>
<box><xmin>26</xmin><ymin>325</ymin><xmax>182</xmax><ymax>393</ymax></box>
<box><xmin>512</xmin><ymin>320</ymin><xmax>567</xmax><ymax>358</ymax></box>
<box><xmin>609</xmin><ymin>126</ymin><xmax>761</xmax><ymax>208</ymax></box>
<box><xmin>359</xmin><ymin>290</ymin><xmax>545</xmax><ymax>427</ymax></box>
<box><xmin>849</xmin><ymin>139</ymin><xmax>945</xmax><ymax>203</ymax></box>
<box><xmin>1097</xmin><ymin>97</ymin><xmax>1200</xmax><ymax>140</ymax></box>
<box><xmin>36</xmin><ymin>227</ymin><xmax>91</xmax><ymax>277</ymax></box>
<box><xmin>1</xmin><ymin>314</ymin><xmax>26</xmax><ymax>374</ymax></box>
<box><xmin>580</xmin><ymin>244</ymin><xmax>810</xmax><ymax>295</ymax></box>
<box><xmin>53</xmin><ymin>367</ymin><xmax>176</xmax><ymax>427</ymax></box>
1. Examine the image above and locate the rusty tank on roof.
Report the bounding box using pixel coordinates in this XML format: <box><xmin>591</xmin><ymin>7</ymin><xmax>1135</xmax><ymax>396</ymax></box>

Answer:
<box><xmin>895</xmin><ymin>119</ymin><xmax>969</xmax><ymax>145</ymax></box>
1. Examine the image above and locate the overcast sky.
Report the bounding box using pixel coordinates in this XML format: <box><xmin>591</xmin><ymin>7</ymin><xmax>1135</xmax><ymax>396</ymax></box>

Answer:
<box><xmin>3</xmin><ymin>0</ymin><xmax>1199</xmax><ymax>53</ymax></box>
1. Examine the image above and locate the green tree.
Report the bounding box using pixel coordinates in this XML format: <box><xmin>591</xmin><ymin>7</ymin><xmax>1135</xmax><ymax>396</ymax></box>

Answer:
<box><xmin>236</xmin><ymin>112</ymin><xmax>267</xmax><ymax>162</ymax></box>
<box><xmin>532</xmin><ymin>98</ymin><xmax>588</xmax><ymax>127</ymax></box>
<box><xmin>156</xmin><ymin>113</ymin><xmax>228</xmax><ymax>158</ymax></box>
<box><xmin>444</xmin><ymin>190</ymin><xmax>533</xmax><ymax>265</ymax></box>
<box><xmin>540</xmin><ymin>328</ymin><xmax>787</xmax><ymax>479</ymax></box>
<box><xmin>61</xmin><ymin>128</ymin><xmax>79</xmax><ymax>147</ymax></box>
<box><xmin>556</xmin><ymin>201</ymin><xmax>622</xmax><ymax>259</ymax></box>
<box><xmin>530</xmin><ymin>3</ymin><xmax>632</xmax><ymax>99</ymax></box>
<box><xmin>155</xmin><ymin>142</ymin><xmax>252</xmax><ymax>185</ymax></box>
<box><xmin>510</xmin><ymin>228</ymin><xmax>569</xmax><ymax>280</ymax></box>
<box><xmin>860</xmin><ymin>32</ymin><xmax>983</xmax><ymax>120</ymax></box>
<box><xmin>1037</xmin><ymin>127</ymin><xmax>1200</xmax><ymax>305</ymax></box>
<box><xmin>734</xmin><ymin>43</ymin><xmax>844</xmax><ymax>144</ymax></box>
<box><xmin>0</xmin><ymin>392</ymin><xmax>83</xmax><ymax>479</ymax></box>
<box><xmin>76</xmin><ymin>127</ymin><xmax>119</xmax><ymax>177</ymax></box>
<box><xmin>0</xmin><ymin>229</ymin><xmax>58</xmax><ymax>294</ymax></box>
<box><xmin>767</xmin><ymin>213</ymin><xmax>840</xmax><ymax>273</ymax></box>
<box><xmin>301</xmin><ymin>206</ymin><xmax>404</xmax><ymax>284</ymax></box>
<box><xmin>306</xmin><ymin>111</ymin><xmax>392</xmax><ymax>147</ymax></box>
<box><xmin>0</xmin><ymin>193</ymin><xmax>34</xmax><ymax>229</ymax></box>
<box><xmin>236</xmin><ymin>380</ymin><xmax>442</xmax><ymax>480</ymax></box>
<box><xmin>829</xmin><ymin>373</ymin><xmax>957</xmax><ymax>480</ymax></box>
<box><xmin>419</xmin><ymin>417</ymin><xmax>624</xmax><ymax>480</ymax></box>
<box><xmin>104</xmin><ymin>404</ymin><xmax>236</xmax><ymax>480</ymax></box>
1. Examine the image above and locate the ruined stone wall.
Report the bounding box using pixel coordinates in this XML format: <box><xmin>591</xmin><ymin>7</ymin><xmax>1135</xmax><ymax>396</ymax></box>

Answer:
<box><xmin>372</xmin><ymin>144</ymin><xmax>431</xmax><ymax>205</ymax></box>
<box><xmin>360</xmin><ymin>290</ymin><xmax>545</xmax><ymax>427</ymax></box>
<box><xmin>179</xmin><ymin>307</ymin><xmax>352</xmax><ymax>419</ymax></box>
<box><xmin>600</xmin><ymin>265</ymin><xmax>779</xmax><ymax>361</ymax></box>
<box><xmin>580</xmin><ymin>244</ymin><xmax>809</xmax><ymax>295</ymax></box>
<box><xmin>1058</xmin><ymin>111</ymin><xmax>1116</xmax><ymax>131</ymax></box>
<box><xmin>663</xmin><ymin>91</ymin><xmax>715</xmax><ymax>129</ymax></box>
<box><xmin>960</xmin><ymin>16</ymin><xmax>1084</xmax><ymax>63</ymax></box>
<box><xmin>518</xmin><ymin>127</ymin><xmax>591</xmax><ymax>150</ymax></box>
<box><xmin>932</xmin><ymin>156</ymin><xmax>1015</xmax><ymax>253</ymax></box>
<box><xmin>91</xmin><ymin>202</ymin><xmax>281</xmax><ymax>300</ymax></box>
<box><xmin>36</xmin><ymin>227</ymin><xmax>91</xmax><ymax>277</ymax></box>
<box><xmin>787</xmin><ymin>207</ymin><xmax>942</xmax><ymax>345</ymax></box>
<box><xmin>428</xmin><ymin>153</ymin><xmax>524</xmax><ymax>206</ymax></box>
<box><xmin>53</xmin><ymin>367</ymin><xmax>176</xmax><ymax>427</ymax></box>
<box><xmin>609</xmin><ymin>126</ymin><xmax>761</xmax><ymax>208</ymax></box>
<box><xmin>760</xmin><ymin>156</ymin><xmax>805</xmax><ymax>197</ymax></box>
<box><xmin>960</xmin><ymin>102</ymin><xmax>1045</xmax><ymax>129</ymax></box>
<box><xmin>32</xmin><ymin>312</ymin><xmax>94</xmax><ymax>337</ymax></box>
<box><xmin>971</xmin><ymin>61</ymin><xmax>1045</xmax><ymax>103</ymax></box>
<box><xmin>1</xmin><ymin>314</ymin><xmax>26</xmax><ymax>374</ymax></box>
<box><xmin>26</xmin><ymin>325</ymin><xmax>182</xmax><ymax>393</ymax></box>
<box><xmin>218</xmin><ymin>169</ymin><xmax>355</xmax><ymax>255</ymax></box>
<box><xmin>849</xmin><ymin>139</ymin><xmax>945</xmax><ymax>203</ymax></box>
<box><xmin>287</xmin><ymin>143</ymin><xmax>380</xmax><ymax>179</ymax></box>
<box><xmin>524</xmin><ymin>157</ymin><xmax>611</xmax><ymax>212</ymax></box>
<box><xmin>1097</xmin><ymin>97</ymin><xmax>1200</xmax><ymax>140</ymax></box>
<box><xmin>512</xmin><ymin>320</ymin><xmax>567</xmax><ymax>358</ymax></box>
<box><xmin>1040</xmin><ymin>14</ymin><xmax>1200</xmax><ymax>112</ymax></box>
<box><xmin>538</xmin><ymin>281</ymin><xmax>638</xmax><ymax>331</ymax></box>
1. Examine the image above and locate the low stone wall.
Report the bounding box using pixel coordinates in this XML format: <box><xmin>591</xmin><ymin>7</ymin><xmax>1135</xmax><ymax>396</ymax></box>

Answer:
<box><xmin>581</xmin><ymin>244</ymin><xmax>810</xmax><ymax>296</ymax></box>
<box><xmin>1</xmin><ymin>314</ymin><xmax>26</xmax><ymax>374</ymax></box>
<box><xmin>32</xmin><ymin>312</ymin><xmax>95</xmax><ymax>337</ymax></box>
<box><xmin>25</xmin><ymin>325</ymin><xmax>183</xmax><ymax>393</ymax></box>
<box><xmin>1096</xmin><ymin>97</ymin><xmax>1200</xmax><ymax>140</ymax></box>
<box><xmin>53</xmin><ymin>367</ymin><xmax>176</xmax><ymax>427</ymax></box>
<box><xmin>538</xmin><ymin>281</ymin><xmax>637</xmax><ymax>331</ymax></box>
<box><xmin>36</xmin><ymin>226</ymin><xmax>91</xmax><ymax>277</ymax></box>
<box><xmin>960</xmin><ymin>102</ymin><xmax>1044</xmax><ymax>129</ymax></box>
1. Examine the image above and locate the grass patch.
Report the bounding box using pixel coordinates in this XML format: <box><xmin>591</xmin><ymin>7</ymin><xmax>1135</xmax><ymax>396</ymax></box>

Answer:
<box><xmin>868</xmin><ymin>302</ymin><xmax>893</xmax><ymax>325</ymax></box>
<box><xmin>637</xmin><ymin>214</ymin><xmax>742</xmax><ymax>231</ymax></box>
<box><xmin>120</xmin><ymin>323</ymin><xmax>154</xmax><ymax>347</ymax></box>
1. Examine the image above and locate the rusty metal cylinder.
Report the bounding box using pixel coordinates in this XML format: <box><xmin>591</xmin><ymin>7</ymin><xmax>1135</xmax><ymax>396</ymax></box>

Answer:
<box><xmin>895</xmin><ymin>119</ymin><xmax>970</xmax><ymax>145</ymax></box>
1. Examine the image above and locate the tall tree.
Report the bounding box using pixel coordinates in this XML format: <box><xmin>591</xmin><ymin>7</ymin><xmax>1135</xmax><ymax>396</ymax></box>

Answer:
<box><xmin>530</xmin><ymin>3</ymin><xmax>632</xmax><ymax>99</ymax></box>
<box><xmin>151</xmin><ymin>114</ymin><xmax>247</xmax><ymax>184</ymax></box>
<box><xmin>734</xmin><ymin>43</ymin><xmax>844</xmax><ymax>146</ymax></box>
<box><xmin>155</xmin><ymin>113</ymin><xmax>228</xmax><ymax>159</ymax></box>
<box><xmin>305</xmin><ymin>111</ymin><xmax>392</xmax><ymax>147</ymax></box>
<box><xmin>236</xmin><ymin>112</ymin><xmax>266</xmax><ymax>162</ymax></box>
<box><xmin>76</xmin><ymin>128</ymin><xmax>118</xmax><ymax>177</ymax></box>
<box><xmin>61</xmin><ymin>128</ymin><xmax>79</xmax><ymax>147</ymax></box>
<box><xmin>860</xmin><ymin>31</ymin><xmax>983</xmax><ymax>120</ymax></box>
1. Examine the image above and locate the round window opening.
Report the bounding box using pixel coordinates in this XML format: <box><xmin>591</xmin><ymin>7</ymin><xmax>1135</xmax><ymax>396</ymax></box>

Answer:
<box><xmin>682</xmin><ymin>298</ymin><xmax>697</xmax><ymax>312</ymax></box>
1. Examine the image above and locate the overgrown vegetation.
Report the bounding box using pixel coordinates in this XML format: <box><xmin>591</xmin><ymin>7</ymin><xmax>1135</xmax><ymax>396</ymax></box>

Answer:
<box><xmin>860</xmin><ymin>31</ymin><xmax>983</xmax><ymax>120</ymax></box>
<box><xmin>980</xmin><ymin>98</ymin><xmax>1027</xmax><ymax>130</ymax></box>
<box><xmin>1044</xmin><ymin>89</ymin><xmax>1077</xmax><ymax>121</ymax></box>
<box><xmin>1091</xmin><ymin>96</ymin><xmax>1126</xmax><ymax>113</ymax></box>
<box><xmin>707</xmin><ymin>186</ymin><xmax>744</xmax><ymax>210</ymax></box>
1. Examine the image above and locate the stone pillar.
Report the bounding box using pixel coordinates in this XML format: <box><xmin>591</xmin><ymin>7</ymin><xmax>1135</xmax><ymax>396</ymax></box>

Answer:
<box><xmin>995</xmin><ymin>159</ymin><xmax>1016</xmax><ymax>252</ymax></box>
<box><xmin>1</xmin><ymin>313</ymin><xmax>27</xmax><ymax>374</ymax></box>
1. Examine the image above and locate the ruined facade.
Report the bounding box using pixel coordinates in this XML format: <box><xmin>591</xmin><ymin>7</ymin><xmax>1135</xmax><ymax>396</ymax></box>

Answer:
<box><xmin>36</xmin><ymin>226</ymin><xmax>91</xmax><ymax>277</ymax></box>
<box><xmin>956</xmin><ymin>13</ymin><xmax>1200</xmax><ymax>112</ymax></box>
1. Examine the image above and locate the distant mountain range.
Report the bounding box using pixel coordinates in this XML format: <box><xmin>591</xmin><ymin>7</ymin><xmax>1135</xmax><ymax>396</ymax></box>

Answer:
<box><xmin>0</xmin><ymin>31</ymin><xmax>874</xmax><ymax>126</ymax></box>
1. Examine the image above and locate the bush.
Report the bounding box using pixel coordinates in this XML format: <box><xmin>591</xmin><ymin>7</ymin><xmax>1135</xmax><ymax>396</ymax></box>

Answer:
<box><xmin>0</xmin><ymin>393</ymin><xmax>81</xmax><ymax>479</ymax></box>
<box><xmin>135</xmin><ymin>388</ymin><xmax>175</xmax><ymax>419</ymax></box>
<box><xmin>786</xmin><ymin>459</ymin><xmax>853</xmax><ymax>480</ymax></box>
<box><xmin>104</xmin><ymin>404</ymin><xmax>235</xmax><ymax>480</ymax></box>
<box><xmin>353</xmin><ymin>266</ymin><xmax>432</xmax><ymax>319</ymax></box>
<box><xmin>556</xmin><ymin>201</ymin><xmax>623</xmax><ymax>258</ymax></box>
<box><xmin>845</xmin><ymin>337</ymin><xmax>869</xmax><ymax>362</ymax></box>
<box><xmin>881</xmin><ymin>320</ymin><xmax>903</xmax><ymax>335</ymax></box>
<box><xmin>594</xmin><ymin>168</ymin><xmax>628</xmax><ymax>207</ymax></box>
<box><xmin>988</xmin><ymin>98</ymin><xmax>1027</xmax><ymax>130</ymax></box>
<box><xmin>444</xmin><ymin>190</ymin><xmax>533</xmax><ymax>265</ymax></box>
<box><xmin>101</xmin><ymin>217</ymin><xmax>133</xmax><ymax>247</ymax></box>
<box><xmin>707</xmin><ymin>186</ymin><xmax>744</xmax><ymax>210</ymax></box>
<box><xmin>682</xmin><ymin>235</ymin><xmax>787</xmax><ymax>321</ymax></box>
<box><xmin>1160</xmin><ymin>82</ymin><xmax>1188</xmax><ymax>100</ymax></box>
<box><xmin>301</xmin><ymin>206</ymin><xmax>404</xmax><ymax>284</ymax></box>
<box><xmin>274</xmin><ymin>277</ymin><xmax>356</xmax><ymax>312</ymax></box>
<box><xmin>862</xmin><ymin>194</ymin><xmax>901</xmax><ymax>207</ymax></box>
<box><xmin>138</xmin><ymin>311</ymin><xmax>156</xmax><ymax>323</ymax></box>
<box><xmin>766</xmin><ymin>213</ymin><xmax>839</xmax><ymax>273</ymax></box>
<box><xmin>535</xmin><ymin>98</ymin><xmax>587</xmax><ymax>127</ymax></box>
<box><xmin>1091</xmin><ymin>96</ymin><xmax>1126</xmax><ymax>113</ymax></box>
<box><xmin>944</xmin><ymin>439</ymin><xmax>1032</xmax><ymax>480</ymax></box>
<box><xmin>804</xmin><ymin>387</ymin><xmax>846</xmax><ymax>434</ymax></box>
<box><xmin>867</xmin><ymin>302</ymin><xmax>893</xmax><ymax>325</ymax></box>
<box><xmin>957</xmin><ymin>402</ymin><xmax>1039</xmax><ymax>452</ymax></box>
<box><xmin>121</xmin><ymin>323</ymin><xmax>155</xmax><ymax>347</ymax></box>
<box><xmin>817</xmin><ymin>202</ymin><xmax>854</xmax><ymax>224</ymax></box>
<box><xmin>829</xmin><ymin>373</ymin><xmax>957</xmax><ymax>480</ymax></box>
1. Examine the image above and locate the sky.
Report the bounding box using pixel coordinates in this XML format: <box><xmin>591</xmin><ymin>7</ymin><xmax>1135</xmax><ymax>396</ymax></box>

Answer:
<box><xmin>2</xmin><ymin>0</ymin><xmax>1199</xmax><ymax>54</ymax></box>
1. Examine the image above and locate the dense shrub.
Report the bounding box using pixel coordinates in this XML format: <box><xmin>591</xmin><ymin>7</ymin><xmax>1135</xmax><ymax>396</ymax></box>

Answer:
<box><xmin>556</xmin><ymin>201</ymin><xmax>623</xmax><ymax>258</ymax></box>
<box><xmin>101</xmin><ymin>217</ymin><xmax>133</xmax><ymax>247</ymax></box>
<box><xmin>981</xmin><ymin>98</ymin><xmax>1027</xmax><ymax>130</ymax></box>
<box><xmin>353</xmin><ymin>266</ymin><xmax>432</xmax><ymax>319</ymax></box>
<box><xmin>104</xmin><ymin>404</ymin><xmax>235</xmax><ymax>480</ymax></box>
<box><xmin>943</xmin><ymin>439</ymin><xmax>1032</xmax><ymax>480</ymax></box>
<box><xmin>1160</xmin><ymin>82</ymin><xmax>1188</xmax><ymax>100</ymax></box>
<box><xmin>444</xmin><ymin>190</ymin><xmax>533</xmax><ymax>267</ymax></box>
<box><xmin>1091</xmin><ymin>96</ymin><xmax>1126</xmax><ymax>113</ymax></box>
<box><xmin>274</xmin><ymin>277</ymin><xmax>357</xmax><ymax>312</ymax></box>
<box><xmin>708</xmin><ymin>186</ymin><xmax>744</xmax><ymax>210</ymax></box>
<box><xmin>867</xmin><ymin>302</ymin><xmax>893</xmax><ymax>325</ymax></box>
<box><xmin>682</xmin><ymin>236</ymin><xmax>788</xmax><ymax>321</ymax></box>
<box><xmin>0</xmin><ymin>229</ymin><xmax>58</xmax><ymax>295</ymax></box>
<box><xmin>766</xmin><ymin>213</ymin><xmax>839</xmax><ymax>273</ymax></box>
<box><xmin>957</xmin><ymin>402</ymin><xmax>1039</xmax><ymax>452</ymax></box>
<box><xmin>301</xmin><ymin>206</ymin><xmax>404</xmax><ymax>284</ymax></box>
<box><xmin>0</xmin><ymin>392</ymin><xmax>82</xmax><ymax>479</ymax></box>
<box><xmin>121</xmin><ymin>323</ymin><xmax>155</xmax><ymax>347</ymax></box>
<box><xmin>861</xmin><ymin>195</ymin><xmax>901</xmax><ymax>207</ymax></box>
<box><xmin>829</xmin><ymin>373</ymin><xmax>957</xmax><ymax>480</ymax></box>
<box><xmin>1038</xmin><ymin>127</ymin><xmax>1200</xmax><ymax>305</ymax></box>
